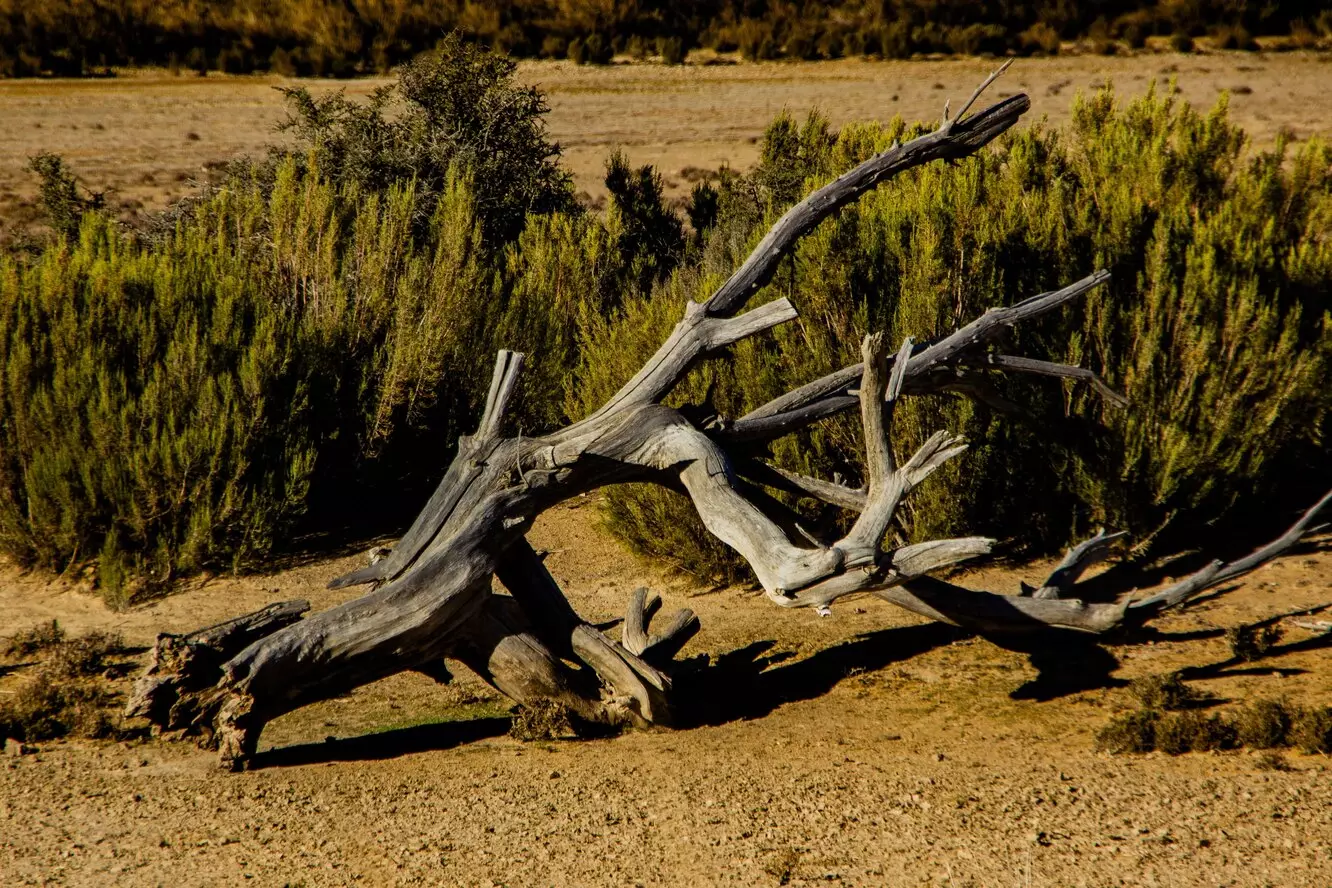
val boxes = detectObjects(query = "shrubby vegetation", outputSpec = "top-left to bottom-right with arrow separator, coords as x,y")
0,41 -> 667,604
572,86 -> 1332,580
1,0 -> 1328,77
1,37 -> 1328,599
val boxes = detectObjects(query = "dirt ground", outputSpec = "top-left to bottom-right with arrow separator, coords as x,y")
2,498 -> 1331,887
0,51 -> 1328,237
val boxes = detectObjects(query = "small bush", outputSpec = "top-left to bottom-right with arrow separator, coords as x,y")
1227,623 -> 1283,661
27,153 -> 104,240
1235,699 -> 1294,749
658,36 -> 686,65
1154,710 -> 1237,754
0,672 -> 117,742
1019,22 -> 1061,55
1170,32 -> 1195,52
1096,709 -> 1160,753
47,630 -> 125,679
1155,711 -> 1202,755
877,21 -> 912,59
1212,25 -> 1259,51
1129,672 -> 1201,711
1290,706 -> 1332,754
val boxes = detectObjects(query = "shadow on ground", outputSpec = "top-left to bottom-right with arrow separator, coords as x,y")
251,717 -> 511,769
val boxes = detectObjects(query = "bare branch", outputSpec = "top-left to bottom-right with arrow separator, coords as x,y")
722,271 -> 1114,445
969,355 -> 1128,408
735,460 -> 867,512
1128,489 -> 1332,618
478,349 -> 526,440
1022,529 -> 1129,599
706,89 -> 1029,318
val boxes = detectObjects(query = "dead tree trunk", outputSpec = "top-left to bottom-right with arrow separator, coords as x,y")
129,65 -> 1332,769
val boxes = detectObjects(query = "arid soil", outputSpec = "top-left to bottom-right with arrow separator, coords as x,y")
0,51 -> 1328,238
2,499 -> 1331,887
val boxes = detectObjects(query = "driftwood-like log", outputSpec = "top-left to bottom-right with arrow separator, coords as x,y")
128,65 -> 1331,768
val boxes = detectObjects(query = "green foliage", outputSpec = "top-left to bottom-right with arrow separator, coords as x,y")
27,153 -> 104,240
274,35 -> 574,245
0,51 -> 659,597
575,86 -> 1332,583
0,156 -> 585,599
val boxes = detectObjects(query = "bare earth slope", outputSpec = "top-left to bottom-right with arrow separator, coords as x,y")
2,500 -> 1330,887
0,52 -> 1328,237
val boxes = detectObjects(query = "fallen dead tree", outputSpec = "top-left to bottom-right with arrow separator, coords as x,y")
127,65 -> 1332,769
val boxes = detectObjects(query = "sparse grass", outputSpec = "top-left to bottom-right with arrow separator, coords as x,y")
508,699 -> 577,741
0,622 -> 132,742
3,619 -> 65,658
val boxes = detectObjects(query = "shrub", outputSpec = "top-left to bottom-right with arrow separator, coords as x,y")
1170,31 -> 1195,52
1236,699 -> 1294,748
877,21 -> 913,58
1227,622 -> 1283,661
1019,22 -> 1062,55
1096,710 -> 1160,753
1129,672 -> 1201,710
573,87 -> 1332,582
657,36 -> 687,64
274,35 -> 575,245
1290,706 -> 1332,754
1212,24 -> 1259,51
27,153 -> 104,240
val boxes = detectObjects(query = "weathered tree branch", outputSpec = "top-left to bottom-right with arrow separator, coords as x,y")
129,66 -> 1327,770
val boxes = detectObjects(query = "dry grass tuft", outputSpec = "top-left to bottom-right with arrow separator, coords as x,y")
0,622 -> 132,743
1234,699 -> 1294,749
508,699 -> 577,742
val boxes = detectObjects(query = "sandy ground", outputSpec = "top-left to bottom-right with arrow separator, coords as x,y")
0,51 -> 1329,237
2,499 -> 1331,887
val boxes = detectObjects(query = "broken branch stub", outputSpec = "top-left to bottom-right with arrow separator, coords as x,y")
126,64 -> 1329,770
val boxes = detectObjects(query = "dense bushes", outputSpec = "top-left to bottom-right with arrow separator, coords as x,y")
2,52 -> 1330,599
1,1 -> 1328,77
573,86 -> 1332,580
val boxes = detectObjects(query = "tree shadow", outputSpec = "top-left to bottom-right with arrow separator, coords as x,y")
249,716 -> 512,769
1060,536 -> 1331,606
675,621 -> 964,727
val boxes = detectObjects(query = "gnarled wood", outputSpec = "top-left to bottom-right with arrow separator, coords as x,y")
128,64 -> 1329,769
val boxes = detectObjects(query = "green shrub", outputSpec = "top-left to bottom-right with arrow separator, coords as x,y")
573,87 -> 1332,582
1019,22 -> 1062,55
273,35 -> 575,245
657,36 -> 687,64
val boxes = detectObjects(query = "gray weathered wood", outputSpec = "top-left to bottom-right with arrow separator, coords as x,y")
128,66 -> 1330,769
